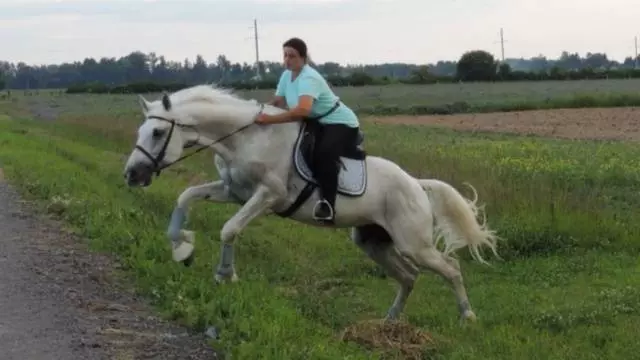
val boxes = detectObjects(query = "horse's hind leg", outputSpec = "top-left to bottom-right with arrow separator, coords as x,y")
417,246 -> 476,322
388,213 -> 476,323
351,224 -> 419,321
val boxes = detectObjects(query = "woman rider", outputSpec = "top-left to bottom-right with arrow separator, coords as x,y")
254,37 -> 361,223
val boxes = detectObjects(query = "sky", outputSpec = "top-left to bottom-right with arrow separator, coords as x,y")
1,0 -> 639,66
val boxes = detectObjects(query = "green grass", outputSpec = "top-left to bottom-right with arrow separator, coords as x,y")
254,78 -> 640,114
238,78 -> 640,110
0,92 -> 639,359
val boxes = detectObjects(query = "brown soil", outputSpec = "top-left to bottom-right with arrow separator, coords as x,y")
0,178 -> 219,360
365,107 -> 640,141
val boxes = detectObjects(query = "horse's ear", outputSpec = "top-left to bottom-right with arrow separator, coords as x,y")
161,92 -> 171,111
138,94 -> 150,113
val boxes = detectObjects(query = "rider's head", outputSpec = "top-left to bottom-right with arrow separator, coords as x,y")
283,37 -> 308,72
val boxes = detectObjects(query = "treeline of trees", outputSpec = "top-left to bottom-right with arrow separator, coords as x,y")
1,49 -> 640,93
455,50 -> 640,82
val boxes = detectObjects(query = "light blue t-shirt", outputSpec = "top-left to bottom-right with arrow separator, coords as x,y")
275,64 -> 359,128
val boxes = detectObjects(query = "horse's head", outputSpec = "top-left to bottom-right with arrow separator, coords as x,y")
123,92 -> 196,187
123,84 -> 281,187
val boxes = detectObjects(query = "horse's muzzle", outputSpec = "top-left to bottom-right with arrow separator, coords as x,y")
124,166 -> 153,187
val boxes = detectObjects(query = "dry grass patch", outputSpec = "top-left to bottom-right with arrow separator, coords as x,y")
340,319 -> 442,360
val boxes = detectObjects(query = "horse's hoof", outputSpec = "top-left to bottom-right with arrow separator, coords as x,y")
383,309 -> 400,323
214,272 -> 239,283
460,310 -> 477,325
382,316 -> 396,324
172,241 -> 195,262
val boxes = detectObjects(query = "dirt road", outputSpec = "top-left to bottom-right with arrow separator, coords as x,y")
0,173 -> 219,360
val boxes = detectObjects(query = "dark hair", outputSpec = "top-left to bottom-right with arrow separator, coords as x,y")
283,37 -> 308,59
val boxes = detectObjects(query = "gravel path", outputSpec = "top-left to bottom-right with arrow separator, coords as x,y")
0,172 -> 219,360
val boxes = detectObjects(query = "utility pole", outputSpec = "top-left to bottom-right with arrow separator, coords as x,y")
493,28 -> 507,63
249,19 -> 261,80
635,36 -> 638,69
499,28 -> 505,62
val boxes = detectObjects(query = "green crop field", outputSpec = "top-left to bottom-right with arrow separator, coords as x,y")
7,77 -> 640,116
235,78 -> 640,110
0,88 -> 639,359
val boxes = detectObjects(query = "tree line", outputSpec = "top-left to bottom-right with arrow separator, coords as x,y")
1,49 -> 640,92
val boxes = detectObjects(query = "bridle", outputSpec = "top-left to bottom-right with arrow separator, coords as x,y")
135,104 -> 263,176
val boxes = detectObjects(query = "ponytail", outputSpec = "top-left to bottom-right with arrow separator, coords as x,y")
305,53 -> 316,67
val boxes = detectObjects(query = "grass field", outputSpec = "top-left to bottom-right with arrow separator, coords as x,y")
240,78 -> 640,109
8,77 -> 640,116
1,83 -> 640,359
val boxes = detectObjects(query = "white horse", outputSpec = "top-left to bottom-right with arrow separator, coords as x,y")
122,84 -> 500,323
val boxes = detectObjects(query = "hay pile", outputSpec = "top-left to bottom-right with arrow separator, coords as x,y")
339,319 -> 441,359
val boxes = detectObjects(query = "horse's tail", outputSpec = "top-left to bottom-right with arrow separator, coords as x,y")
417,179 -> 501,265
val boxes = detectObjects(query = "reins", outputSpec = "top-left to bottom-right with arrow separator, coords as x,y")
136,104 -> 263,175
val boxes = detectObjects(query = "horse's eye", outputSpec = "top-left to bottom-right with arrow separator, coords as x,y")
152,128 -> 165,138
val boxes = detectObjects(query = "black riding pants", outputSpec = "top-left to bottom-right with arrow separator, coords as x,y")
312,123 -> 360,209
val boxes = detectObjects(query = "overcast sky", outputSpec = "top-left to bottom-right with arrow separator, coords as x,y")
1,0 -> 639,66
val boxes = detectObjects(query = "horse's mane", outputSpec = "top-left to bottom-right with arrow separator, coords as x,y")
152,83 -> 285,129
167,84 -> 256,108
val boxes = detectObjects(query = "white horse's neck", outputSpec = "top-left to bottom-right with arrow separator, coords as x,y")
183,102 -> 260,130
167,85 -> 278,131
165,85 -> 300,161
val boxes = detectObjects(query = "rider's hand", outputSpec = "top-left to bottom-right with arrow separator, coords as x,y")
255,113 -> 271,124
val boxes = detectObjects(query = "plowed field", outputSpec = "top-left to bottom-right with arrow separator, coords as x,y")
366,107 -> 640,141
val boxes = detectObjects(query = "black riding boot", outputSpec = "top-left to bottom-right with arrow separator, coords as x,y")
312,158 -> 339,223
310,124 -> 357,224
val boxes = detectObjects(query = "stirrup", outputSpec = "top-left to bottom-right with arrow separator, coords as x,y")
312,199 -> 334,221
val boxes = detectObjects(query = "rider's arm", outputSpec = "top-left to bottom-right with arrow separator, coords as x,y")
268,73 -> 288,109
268,96 -> 286,109
262,96 -> 313,124
261,75 -> 318,124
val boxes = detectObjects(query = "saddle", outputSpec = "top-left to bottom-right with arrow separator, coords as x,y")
299,116 -> 365,161
274,104 -> 368,218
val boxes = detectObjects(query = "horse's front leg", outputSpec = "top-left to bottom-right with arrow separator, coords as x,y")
167,180 -> 237,265
215,184 -> 278,283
